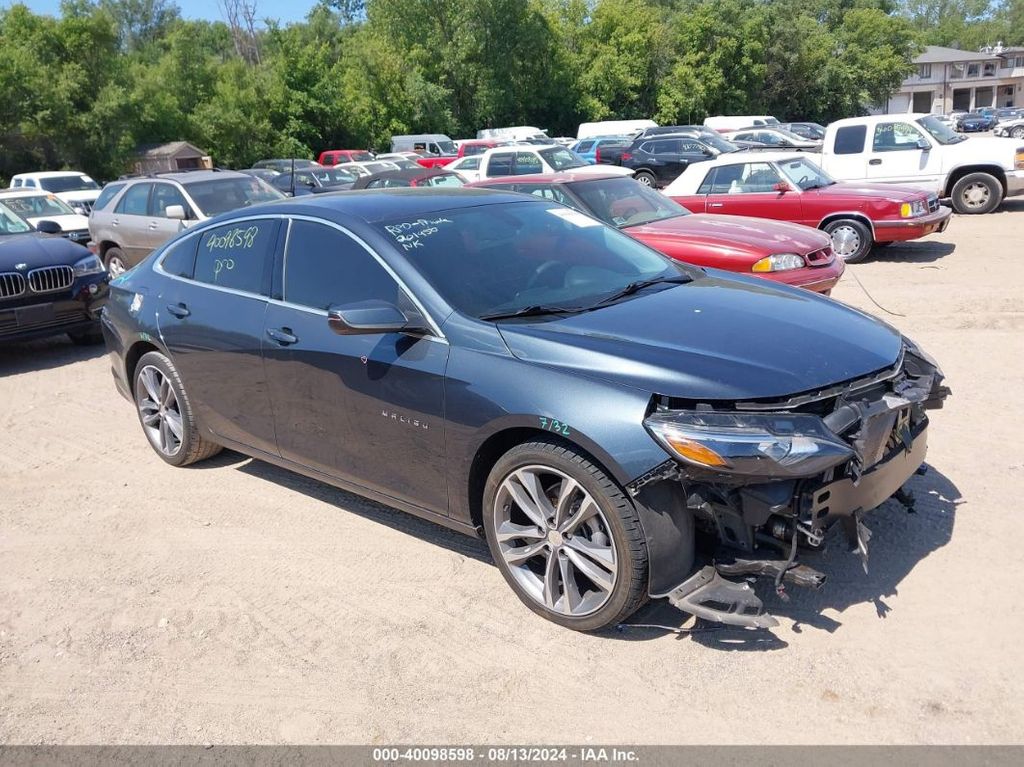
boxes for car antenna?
[290,158,295,197]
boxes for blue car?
[101,189,949,631]
[570,135,632,164]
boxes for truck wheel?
[633,171,656,187]
[104,247,128,276]
[483,439,648,632]
[824,218,872,263]
[950,172,1002,214]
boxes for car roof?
[236,188,535,224]
[125,170,246,184]
[0,189,56,197]
[471,172,625,186]
[699,150,807,166]
[353,168,454,187]
[830,114,928,128]
[13,171,90,179]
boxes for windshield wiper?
[479,304,585,321]
[588,274,693,309]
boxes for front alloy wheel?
[483,441,649,631]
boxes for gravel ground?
[1,201,1023,745]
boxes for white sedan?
[475,145,634,180]
[445,156,485,183]
[723,127,821,150]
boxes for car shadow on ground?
[612,464,961,651]
[868,240,955,264]
[0,337,106,376]
[198,452,960,651]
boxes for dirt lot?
[2,201,1023,745]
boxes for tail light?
[621,152,633,162]
[595,148,602,163]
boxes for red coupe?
[664,151,951,262]
[469,173,844,294]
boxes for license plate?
[15,304,55,327]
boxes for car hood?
[496,272,902,401]
[26,213,90,231]
[627,214,830,256]
[54,190,100,204]
[0,233,89,269]
[810,181,927,202]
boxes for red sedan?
[664,152,951,263]
[469,173,844,294]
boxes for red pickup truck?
[317,149,375,166]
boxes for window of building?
[917,64,932,78]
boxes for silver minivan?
[88,170,283,275]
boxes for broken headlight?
[644,410,854,479]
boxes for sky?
[12,1,321,25]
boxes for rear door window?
[116,183,152,215]
[487,152,515,176]
[193,219,279,295]
[514,152,543,175]
[833,125,867,155]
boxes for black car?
[957,112,996,132]
[102,189,948,632]
[270,167,358,196]
[351,168,465,189]
[616,133,739,187]
[238,168,281,183]
[0,201,109,344]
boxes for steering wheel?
[525,260,568,292]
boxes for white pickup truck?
[819,114,1024,214]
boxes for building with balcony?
[873,44,1024,115]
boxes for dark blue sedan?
[101,189,948,631]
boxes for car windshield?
[917,115,966,144]
[378,201,693,319]
[427,174,464,187]
[184,176,284,216]
[776,157,836,190]
[571,176,690,227]
[37,174,99,193]
[312,167,358,184]
[774,128,813,143]
[0,202,33,235]
[539,147,588,170]
[0,194,77,218]
[362,163,396,175]
[699,133,741,153]
[350,152,374,162]
[435,140,457,155]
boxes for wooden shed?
[132,142,212,174]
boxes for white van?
[476,126,550,142]
[576,119,657,140]
[703,115,779,133]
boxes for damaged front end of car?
[630,338,950,629]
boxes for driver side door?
[261,218,451,515]
[702,161,803,221]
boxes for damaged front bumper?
[638,340,950,628]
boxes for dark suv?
[616,133,739,187]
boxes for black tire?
[823,218,873,263]
[482,439,648,631]
[1011,126,1024,140]
[104,247,128,276]
[950,172,1002,214]
[68,326,104,345]
[873,241,893,249]
[132,350,222,467]
[633,170,656,187]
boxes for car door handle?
[708,202,725,208]
[266,327,298,345]
[869,159,882,165]
[148,222,159,229]
[166,303,190,318]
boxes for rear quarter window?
[159,236,199,279]
[833,125,867,155]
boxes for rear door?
[156,217,282,455]
[702,161,803,221]
[261,218,450,514]
[111,183,154,266]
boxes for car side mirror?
[35,220,62,234]
[916,138,931,150]
[773,181,792,193]
[165,204,186,220]
[328,300,420,336]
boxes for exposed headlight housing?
[752,253,805,272]
[73,254,104,276]
[900,199,928,218]
[644,410,854,479]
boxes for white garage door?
[888,93,911,113]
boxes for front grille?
[74,201,92,214]
[0,307,89,336]
[927,195,940,212]
[0,272,27,299]
[28,265,74,294]
[64,229,90,243]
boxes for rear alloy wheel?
[1011,127,1024,139]
[133,351,221,467]
[483,441,648,631]
[633,171,656,187]
[824,218,872,263]
[105,247,128,276]
[950,172,1002,214]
